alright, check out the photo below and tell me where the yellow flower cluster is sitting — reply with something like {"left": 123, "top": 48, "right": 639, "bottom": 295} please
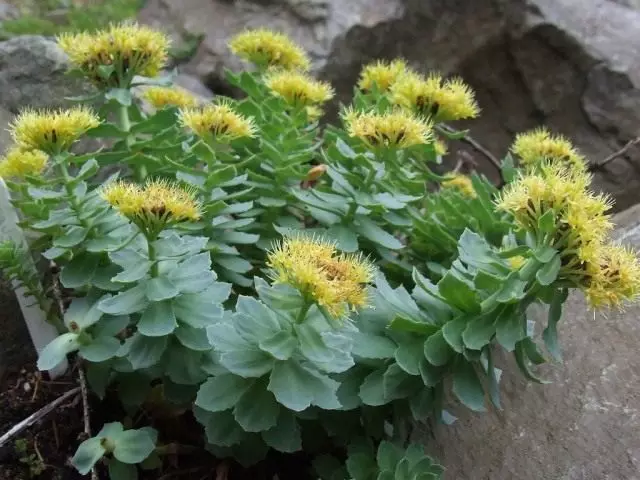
{"left": 179, "top": 101, "right": 257, "bottom": 142}
{"left": 142, "top": 86, "right": 199, "bottom": 109}
{"left": 511, "top": 128, "right": 586, "bottom": 172}
{"left": 264, "top": 70, "right": 334, "bottom": 108}
{"left": 57, "top": 22, "right": 170, "bottom": 87}
{"left": 342, "top": 107, "right": 433, "bottom": 149}
{"left": 229, "top": 28, "right": 310, "bottom": 71}
{"left": 102, "top": 179, "right": 201, "bottom": 228}
{"left": 441, "top": 173, "right": 476, "bottom": 198}
{"left": 0, "top": 148, "right": 48, "bottom": 179}
{"left": 357, "top": 59, "right": 408, "bottom": 92}
{"left": 391, "top": 71, "right": 479, "bottom": 122}
{"left": 267, "top": 236, "right": 374, "bottom": 319}
{"left": 497, "top": 164, "right": 640, "bottom": 308}
{"left": 9, "top": 106, "right": 100, "bottom": 155}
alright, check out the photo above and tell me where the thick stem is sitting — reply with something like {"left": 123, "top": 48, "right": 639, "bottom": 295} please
{"left": 57, "top": 161, "right": 90, "bottom": 229}
{"left": 295, "top": 300, "right": 312, "bottom": 324}
{"left": 117, "top": 104, "right": 147, "bottom": 181}
{"left": 147, "top": 237, "right": 159, "bottom": 277}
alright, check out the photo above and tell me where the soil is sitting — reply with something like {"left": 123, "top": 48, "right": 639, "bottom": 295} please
{"left": 0, "top": 283, "right": 315, "bottom": 480}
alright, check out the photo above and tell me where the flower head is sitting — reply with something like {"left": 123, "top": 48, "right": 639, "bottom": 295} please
{"left": 267, "top": 235, "right": 374, "bottom": 319}
{"left": 584, "top": 244, "right": 640, "bottom": 309}
{"left": 434, "top": 137, "right": 448, "bottom": 157}
{"left": 441, "top": 173, "right": 476, "bottom": 198}
{"left": 264, "top": 70, "right": 334, "bottom": 107}
{"left": 229, "top": 28, "right": 310, "bottom": 71}
{"left": 511, "top": 128, "right": 586, "bottom": 172}
{"left": 497, "top": 164, "right": 613, "bottom": 287}
{"left": 10, "top": 106, "right": 100, "bottom": 154}
{"left": 342, "top": 107, "right": 433, "bottom": 149}
{"left": 142, "top": 86, "right": 198, "bottom": 109}
{"left": 179, "top": 101, "right": 256, "bottom": 142}
{"left": 58, "top": 22, "right": 170, "bottom": 87}
{"left": 0, "top": 148, "right": 48, "bottom": 179}
{"left": 102, "top": 179, "right": 201, "bottom": 230}
{"left": 357, "top": 59, "right": 408, "bottom": 92}
{"left": 391, "top": 72, "right": 479, "bottom": 122}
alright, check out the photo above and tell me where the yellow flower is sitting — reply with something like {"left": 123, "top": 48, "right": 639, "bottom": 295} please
{"left": 267, "top": 235, "right": 374, "bottom": 319}
{"left": 434, "top": 137, "right": 448, "bottom": 157}
{"left": 179, "top": 101, "right": 257, "bottom": 142}
{"left": 507, "top": 255, "right": 527, "bottom": 270}
{"left": 0, "top": 148, "right": 48, "bottom": 179}
{"left": 357, "top": 59, "right": 408, "bottom": 92}
{"left": 57, "top": 22, "right": 170, "bottom": 87}
{"left": 441, "top": 173, "right": 476, "bottom": 198}
{"left": 391, "top": 72, "right": 479, "bottom": 122}
{"left": 305, "top": 105, "right": 324, "bottom": 121}
{"left": 342, "top": 107, "right": 433, "bottom": 149}
{"left": 102, "top": 179, "right": 201, "bottom": 228}
{"left": 142, "top": 86, "right": 199, "bottom": 109}
{"left": 497, "top": 165, "right": 613, "bottom": 285}
{"left": 511, "top": 128, "right": 586, "bottom": 172}
{"left": 229, "top": 28, "right": 310, "bottom": 71}
{"left": 10, "top": 106, "right": 100, "bottom": 154}
{"left": 584, "top": 244, "right": 640, "bottom": 309}
{"left": 264, "top": 70, "right": 334, "bottom": 107}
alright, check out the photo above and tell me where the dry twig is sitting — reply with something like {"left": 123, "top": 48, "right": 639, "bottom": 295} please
{"left": 0, "top": 387, "right": 80, "bottom": 447}
{"left": 77, "top": 359, "right": 98, "bottom": 480}
{"left": 591, "top": 136, "right": 640, "bottom": 169}
{"left": 439, "top": 124, "right": 503, "bottom": 174}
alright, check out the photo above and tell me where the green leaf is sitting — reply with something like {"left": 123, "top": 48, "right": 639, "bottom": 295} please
{"left": 37, "top": 333, "right": 79, "bottom": 370}
{"left": 419, "top": 358, "right": 444, "bottom": 386}
{"left": 383, "top": 363, "right": 419, "bottom": 401}
{"left": 536, "top": 254, "right": 561, "bottom": 286}
{"left": 442, "top": 317, "right": 467, "bottom": 353}
{"left": 351, "top": 332, "right": 396, "bottom": 359}
{"left": 99, "top": 285, "right": 149, "bottom": 315}
{"left": 54, "top": 226, "right": 88, "bottom": 248}
{"left": 219, "top": 349, "right": 275, "bottom": 378}
{"left": 194, "top": 408, "right": 244, "bottom": 447}
{"left": 394, "top": 340, "right": 424, "bottom": 376}
{"left": 86, "top": 361, "right": 112, "bottom": 399}
{"left": 261, "top": 410, "right": 301, "bottom": 453}
{"left": 514, "top": 341, "right": 550, "bottom": 384}
{"left": 484, "top": 346, "right": 502, "bottom": 410}
{"left": 495, "top": 308, "right": 525, "bottom": 352}
{"left": 60, "top": 253, "right": 99, "bottom": 288}
{"left": 112, "top": 429, "right": 156, "bottom": 464}
{"left": 43, "top": 246, "right": 68, "bottom": 260}
{"left": 462, "top": 314, "right": 496, "bottom": 350}
{"left": 522, "top": 337, "right": 547, "bottom": 365}
{"left": 388, "top": 316, "right": 439, "bottom": 336}
{"left": 71, "top": 437, "right": 105, "bottom": 475}
{"left": 346, "top": 453, "right": 377, "bottom": 480}
{"left": 173, "top": 291, "right": 223, "bottom": 328}
{"left": 537, "top": 210, "right": 556, "bottom": 235}
{"left": 112, "top": 261, "right": 152, "bottom": 284}
{"left": 168, "top": 252, "right": 214, "bottom": 294}
{"left": 145, "top": 276, "right": 180, "bottom": 301}
{"left": 259, "top": 330, "right": 297, "bottom": 360}
{"left": 354, "top": 215, "right": 402, "bottom": 250}
{"left": 359, "top": 368, "right": 387, "bottom": 406}
{"left": 65, "top": 296, "right": 104, "bottom": 330}
{"left": 336, "top": 137, "right": 357, "bottom": 159}
{"left": 174, "top": 325, "right": 211, "bottom": 351}
{"left": 127, "top": 334, "right": 167, "bottom": 369}
{"left": 452, "top": 360, "right": 486, "bottom": 412}
{"left": 106, "top": 88, "right": 133, "bottom": 106}
{"left": 137, "top": 301, "right": 177, "bottom": 337}
{"left": 80, "top": 337, "right": 121, "bottom": 362}
{"left": 234, "top": 379, "right": 280, "bottom": 432}
{"left": 108, "top": 460, "right": 138, "bottom": 480}
{"left": 543, "top": 289, "right": 567, "bottom": 361}
{"left": 195, "top": 374, "right": 254, "bottom": 412}
{"left": 533, "top": 245, "right": 557, "bottom": 263}
{"left": 437, "top": 272, "right": 478, "bottom": 313}
{"left": 234, "top": 296, "right": 281, "bottom": 341}
{"left": 215, "top": 255, "right": 253, "bottom": 273}
{"left": 409, "top": 388, "right": 434, "bottom": 421}
{"left": 268, "top": 361, "right": 339, "bottom": 411}
{"left": 423, "top": 330, "right": 454, "bottom": 367}
{"left": 327, "top": 224, "right": 358, "bottom": 252}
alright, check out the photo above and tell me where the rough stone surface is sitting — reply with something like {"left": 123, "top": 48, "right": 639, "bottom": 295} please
{"left": 421, "top": 204, "right": 640, "bottom": 480}
{"left": 0, "top": 36, "right": 93, "bottom": 114}
{"left": 139, "top": 0, "right": 640, "bottom": 211}
{"left": 0, "top": 1, "right": 18, "bottom": 21}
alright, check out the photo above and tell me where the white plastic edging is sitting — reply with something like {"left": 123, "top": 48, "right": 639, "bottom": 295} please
{"left": 0, "top": 179, "right": 67, "bottom": 378}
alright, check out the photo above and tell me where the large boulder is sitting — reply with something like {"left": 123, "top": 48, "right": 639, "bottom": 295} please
{"left": 139, "top": 0, "right": 640, "bottom": 210}
{"left": 421, "top": 204, "right": 640, "bottom": 479}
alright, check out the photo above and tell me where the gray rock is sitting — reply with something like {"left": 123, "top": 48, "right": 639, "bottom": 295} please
{"left": 421, "top": 203, "right": 640, "bottom": 480}
{"left": 0, "top": 1, "right": 18, "bottom": 21}
{"left": 138, "top": 0, "right": 640, "bottom": 211}
{"left": 0, "top": 35, "right": 92, "bottom": 113}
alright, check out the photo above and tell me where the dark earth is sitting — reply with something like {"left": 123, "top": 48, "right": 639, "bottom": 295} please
{"left": 0, "top": 282, "right": 313, "bottom": 480}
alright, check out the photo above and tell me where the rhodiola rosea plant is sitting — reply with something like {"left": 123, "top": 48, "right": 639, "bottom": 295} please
{"left": 0, "top": 21, "right": 639, "bottom": 479}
